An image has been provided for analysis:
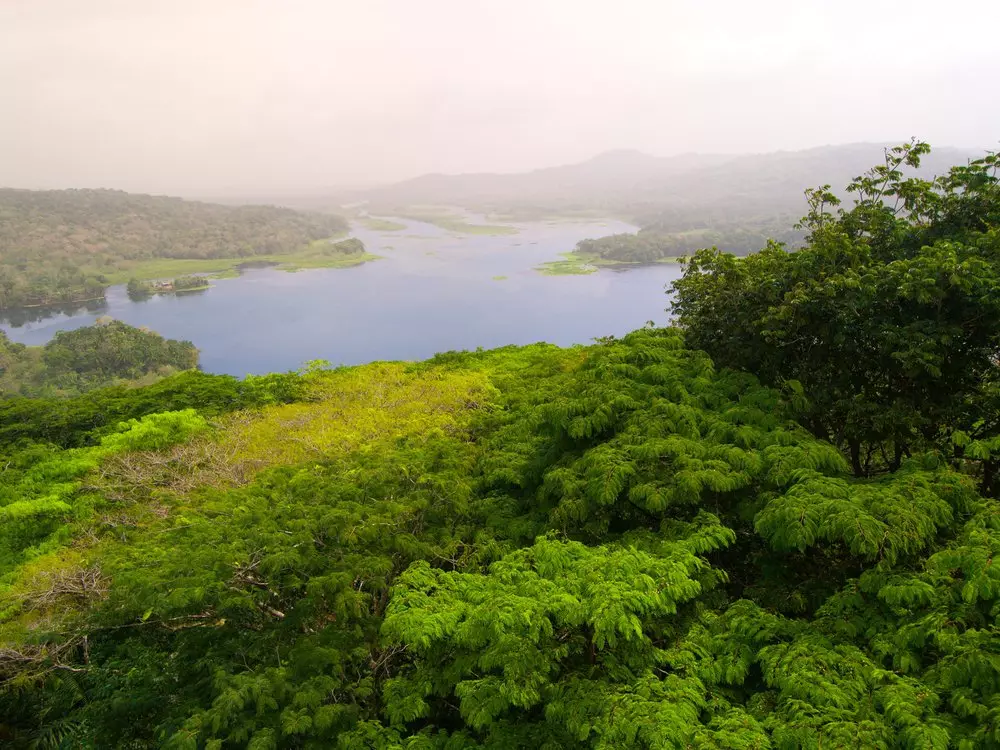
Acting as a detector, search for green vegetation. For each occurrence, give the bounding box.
[361,217,407,232]
[536,241,689,276]
[127,276,211,299]
[2,143,1000,747]
[535,251,598,275]
[272,237,378,270]
[673,140,1000,486]
[0,189,350,310]
[491,275,508,281]
[0,321,199,397]
[570,230,760,266]
[107,237,374,283]
[171,276,211,293]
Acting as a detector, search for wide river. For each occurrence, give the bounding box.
[0,217,684,376]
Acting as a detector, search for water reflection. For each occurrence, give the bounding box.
[1,298,108,327]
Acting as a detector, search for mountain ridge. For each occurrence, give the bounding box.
[352,141,984,224]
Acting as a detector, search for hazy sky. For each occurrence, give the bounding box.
[2,0,997,195]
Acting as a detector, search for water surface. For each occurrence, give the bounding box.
[1,218,683,376]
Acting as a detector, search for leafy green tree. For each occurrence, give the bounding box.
[672,142,1000,486]
[41,321,199,391]
[127,277,153,299]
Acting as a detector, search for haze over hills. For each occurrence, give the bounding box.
[356,142,982,220]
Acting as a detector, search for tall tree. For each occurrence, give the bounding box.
[672,142,1000,486]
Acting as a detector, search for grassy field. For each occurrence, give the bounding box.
[361,217,407,231]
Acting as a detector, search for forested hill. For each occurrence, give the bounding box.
[0,189,348,310]
[2,143,1000,747]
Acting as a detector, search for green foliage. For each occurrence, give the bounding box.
[1,322,200,397]
[99,409,210,454]
[2,145,1000,748]
[361,217,407,232]
[574,225,803,265]
[673,142,1000,489]
[172,275,211,292]
[0,367,301,448]
[0,188,348,309]
[41,321,199,390]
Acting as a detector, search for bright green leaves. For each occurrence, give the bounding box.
[0,409,212,577]
[486,327,812,537]
[755,463,969,563]
[99,408,209,453]
[8,278,1000,748]
[382,532,727,739]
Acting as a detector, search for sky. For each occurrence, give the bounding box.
[1,0,997,195]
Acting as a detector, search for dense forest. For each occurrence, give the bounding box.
[0,322,199,397]
[1,143,999,748]
[0,189,348,310]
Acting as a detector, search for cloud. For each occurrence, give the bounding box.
[1,0,996,194]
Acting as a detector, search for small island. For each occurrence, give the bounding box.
[127,275,211,299]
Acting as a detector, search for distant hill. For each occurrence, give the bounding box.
[359,142,982,224]
[359,149,729,214]
[0,189,348,310]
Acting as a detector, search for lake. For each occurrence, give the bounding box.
[0,217,684,376]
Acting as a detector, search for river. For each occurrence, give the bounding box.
[0,217,684,376]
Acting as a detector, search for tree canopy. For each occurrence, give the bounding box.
[672,141,1000,490]
[1,143,999,748]
[1,322,199,397]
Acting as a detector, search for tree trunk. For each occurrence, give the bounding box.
[849,439,864,477]
[889,442,904,472]
[983,459,998,499]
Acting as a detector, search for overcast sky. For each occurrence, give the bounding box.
[1,0,997,195]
